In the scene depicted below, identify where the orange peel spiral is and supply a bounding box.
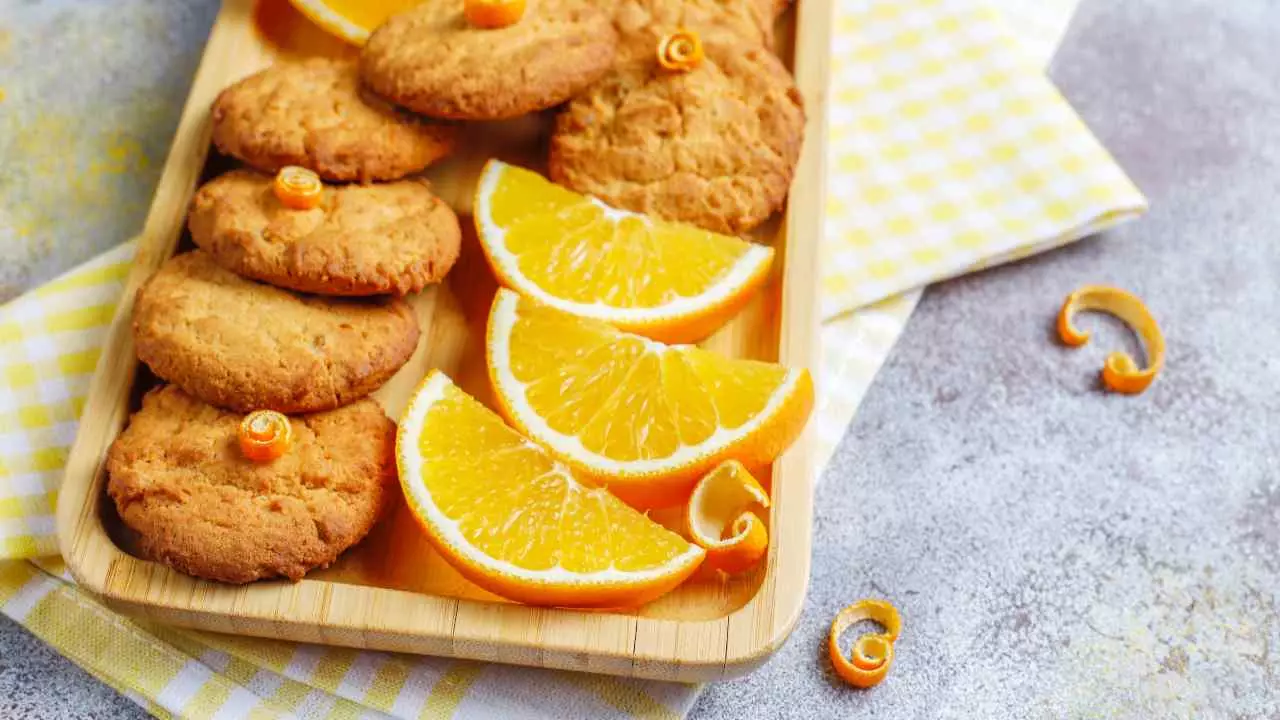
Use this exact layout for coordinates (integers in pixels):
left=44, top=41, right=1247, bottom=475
left=685, top=460, right=770, bottom=574
left=1057, top=285, right=1164, bottom=394
left=465, top=0, right=526, bottom=29
left=828, top=599, right=902, bottom=688
left=657, top=29, right=704, bottom=71
left=273, top=166, right=324, bottom=210
left=239, top=410, right=293, bottom=462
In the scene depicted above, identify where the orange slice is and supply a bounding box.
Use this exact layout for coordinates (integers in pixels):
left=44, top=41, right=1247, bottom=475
left=287, top=0, right=422, bottom=45
left=396, top=371, right=704, bottom=607
left=686, top=461, right=770, bottom=573
left=474, top=160, right=774, bottom=344
left=487, top=289, right=814, bottom=508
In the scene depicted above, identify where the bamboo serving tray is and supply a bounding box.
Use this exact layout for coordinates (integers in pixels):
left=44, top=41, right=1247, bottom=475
left=56, top=0, right=832, bottom=681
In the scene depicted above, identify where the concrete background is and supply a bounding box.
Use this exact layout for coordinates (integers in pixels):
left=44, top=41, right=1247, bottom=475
left=3, top=0, right=1279, bottom=718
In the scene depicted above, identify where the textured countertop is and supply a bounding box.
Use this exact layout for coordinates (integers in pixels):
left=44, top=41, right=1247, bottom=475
left=3, top=0, right=1279, bottom=718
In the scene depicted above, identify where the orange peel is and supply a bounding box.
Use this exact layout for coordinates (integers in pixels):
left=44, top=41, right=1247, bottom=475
left=1057, top=285, right=1164, bottom=394
left=657, top=29, right=704, bottom=71
left=273, top=166, right=324, bottom=210
left=465, top=0, right=526, bottom=29
left=239, top=410, right=292, bottom=462
left=828, top=599, right=902, bottom=688
left=685, top=460, right=770, bottom=573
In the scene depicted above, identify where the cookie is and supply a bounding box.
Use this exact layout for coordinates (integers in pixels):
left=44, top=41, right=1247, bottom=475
left=360, top=0, right=618, bottom=120
left=133, top=251, right=420, bottom=413
left=212, top=57, right=455, bottom=182
left=189, top=170, right=462, bottom=296
left=107, top=385, right=395, bottom=583
left=549, top=41, right=805, bottom=235
left=612, top=0, right=777, bottom=59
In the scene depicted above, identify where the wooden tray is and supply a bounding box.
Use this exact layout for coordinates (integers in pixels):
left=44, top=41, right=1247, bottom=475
left=57, top=0, right=832, bottom=681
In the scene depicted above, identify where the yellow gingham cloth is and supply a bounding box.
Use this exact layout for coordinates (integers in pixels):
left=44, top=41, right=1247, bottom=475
left=0, top=0, right=1144, bottom=717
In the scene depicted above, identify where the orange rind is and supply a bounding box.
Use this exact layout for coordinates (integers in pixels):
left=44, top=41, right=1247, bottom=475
left=273, top=166, right=324, bottom=210
left=657, top=29, right=704, bottom=71
left=465, top=0, right=526, bottom=29
left=1057, top=285, right=1164, bottom=394
left=828, top=599, right=902, bottom=688
left=238, top=410, right=292, bottom=462
left=686, top=461, right=770, bottom=573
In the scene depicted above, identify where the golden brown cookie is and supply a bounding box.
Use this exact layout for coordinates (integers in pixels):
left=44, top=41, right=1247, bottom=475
left=612, top=0, right=777, bottom=60
left=107, top=385, right=395, bottom=583
left=360, top=0, right=618, bottom=121
left=188, top=170, right=462, bottom=296
left=549, top=41, right=805, bottom=235
left=212, top=58, right=455, bottom=182
left=133, top=251, right=420, bottom=413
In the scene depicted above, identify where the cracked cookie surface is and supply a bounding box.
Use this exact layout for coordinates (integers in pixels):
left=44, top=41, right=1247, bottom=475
left=549, top=41, right=805, bottom=235
left=189, top=170, right=461, bottom=296
left=611, top=0, right=777, bottom=60
left=133, top=251, right=419, bottom=414
left=107, top=385, right=394, bottom=583
left=360, top=0, right=618, bottom=120
left=212, top=58, right=455, bottom=182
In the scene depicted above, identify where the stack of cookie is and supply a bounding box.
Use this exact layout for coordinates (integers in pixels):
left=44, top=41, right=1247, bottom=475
left=106, top=0, right=805, bottom=587
left=358, top=0, right=804, bottom=235
left=108, top=59, right=467, bottom=584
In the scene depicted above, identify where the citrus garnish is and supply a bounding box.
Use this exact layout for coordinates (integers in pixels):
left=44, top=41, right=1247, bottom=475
left=686, top=460, right=770, bottom=573
left=1057, top=285, right=1164, bottom=394
left=273, top=166, right=324, bottom=210
left=474, top=160, right=774, bottom=343
left=657, top=29, right=704, bottom=71
left=238, top=410, right=292, bottom=462
left=396, top=371, right=705, bottom=608
left=286, top=0, right=423, bottom=46
left=464, top=0, right=526, bottom=28
left=486, top=289, right=814, bottom=508
left=828, top=599, right=902, bottom=688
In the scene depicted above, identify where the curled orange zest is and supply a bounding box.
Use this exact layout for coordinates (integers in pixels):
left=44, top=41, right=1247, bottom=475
left=273, top=166, right=324, bottom=210
left=828, top=599, right=902, bottom=688
left=1057, top=285, right=1164, bottom=394
left=657, top=29, right=704, bottom=71
left=239, top=410, right=292, bottom=462
left=685, top=460, right=770, bottom=574
left=465, top=0, right=526, bottom=29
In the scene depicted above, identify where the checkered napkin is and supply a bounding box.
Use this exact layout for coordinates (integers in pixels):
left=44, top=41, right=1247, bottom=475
left=0, top=1, right=1143, bottom=717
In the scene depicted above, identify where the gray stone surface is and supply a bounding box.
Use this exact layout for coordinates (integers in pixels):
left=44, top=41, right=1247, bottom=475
left=692, top=0, right=1280, bottom=718
left=3, top=0, right=1278, bottom=718
left=0, top=614, right=145, bottom=719
left=0, top=0, right=218, bottom=301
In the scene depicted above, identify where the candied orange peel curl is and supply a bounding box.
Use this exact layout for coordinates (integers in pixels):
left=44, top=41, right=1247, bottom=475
left=273, top=166, right=324, bottom=210
left=1057, top=285, right=1165, bottom=394
left=657, top=29, right=704, bottom=71
left=685, top=460, right=770, bottom=573
left=239, top=410, right=293, bottom=462
left=828, top=599, right=901, bottom=688
left=465, top=0, right=526, bottom=29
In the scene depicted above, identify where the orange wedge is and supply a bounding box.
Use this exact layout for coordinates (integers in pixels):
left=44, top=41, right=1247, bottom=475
left=474, top=160, right=774, bottom=344
left=686, top=461, right=770, bottom=573
left=396, top=371, right=704, bottom=608
left=487, top=289, right=814, bottom=508
left=287, top=0, right=422, bottom=45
